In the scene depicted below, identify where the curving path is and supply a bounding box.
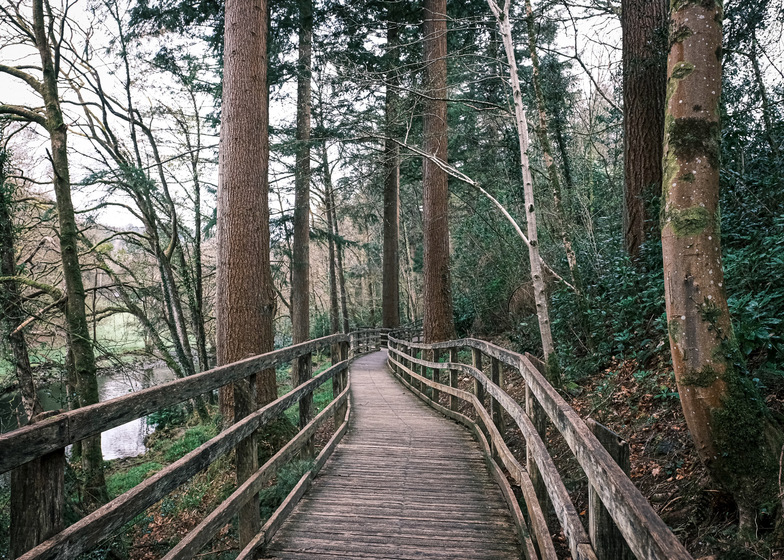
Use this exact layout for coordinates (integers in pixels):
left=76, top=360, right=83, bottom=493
left=261, top=350, right=521, bottom=560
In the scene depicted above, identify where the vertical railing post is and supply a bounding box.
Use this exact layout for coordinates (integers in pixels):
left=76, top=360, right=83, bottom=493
left=491, top=357, right=505, bottom=435
left=587, top=419, right=634, bottom=560
left=331, top=340, right=343, bottom=427
left=431, top=348, right=441, bottom=404
left=525, top=352, right=552, bottom=527
left=234, top=369, right=259, bottom=546
left=449, top=347, right=460, bottom=411
left=471, top=348, right=484, bottom=407
left=298, top=349, right=314, bottom=457
left=10, top=411, right=65, bottom=559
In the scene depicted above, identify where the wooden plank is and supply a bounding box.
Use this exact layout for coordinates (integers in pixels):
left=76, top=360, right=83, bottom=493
left=16, top=361, right=347, bottom=560
left=162, top=387, right=349, bottom=560
left=10, top=411, right=65, bottom=559
left=390, top=346, right=594, bottom=560
left=390, top=335, right=694, bottom=560
left=588, top=419, right=634, bottom=560
left=238, top=387, right=352, bottom=560
left=389, top=353, right=556, bottom=560
left=449, top=347, right=460, bottom=411
left=0, top=334, right=348, bottom=474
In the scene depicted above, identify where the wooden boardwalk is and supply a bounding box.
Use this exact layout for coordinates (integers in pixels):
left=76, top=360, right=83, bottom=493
left=262, top=350, right=521, bottom=560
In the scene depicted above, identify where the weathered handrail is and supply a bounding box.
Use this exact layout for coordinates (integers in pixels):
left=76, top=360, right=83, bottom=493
left=3, top=328, right=388, bottom=560
left=387, top=335, right=693, bottom=560
left=0, top=333, right=347, bottom=473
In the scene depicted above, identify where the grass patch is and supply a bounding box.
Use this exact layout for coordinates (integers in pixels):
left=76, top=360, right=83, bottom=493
left=159, top=423, right=218, bottom=463
left=106, top=462, right=163, bottom=498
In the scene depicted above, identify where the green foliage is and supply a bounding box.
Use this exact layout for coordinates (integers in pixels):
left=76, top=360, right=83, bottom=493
left=147, top=404, right=188, bottom=429
left=159, top=423, right=218, bottom=463
left=106, top=462, right=163, bottom=498
left=259, top=460, right=313, bottom=520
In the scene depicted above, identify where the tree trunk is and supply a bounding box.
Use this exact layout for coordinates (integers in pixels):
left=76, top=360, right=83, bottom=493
left=330, top=187, right=350, bottom=333
left=487, top=0, right=555, bottom=369
left=622, top=0, right=668, bottom=258
left=218, top=0, right=275, bottom=544
left=525, top=0, right=582, bottom=296
left=749, top=33, right=780, bottom=162
left=382, top=11, right=401, bottom=329
left=0, top=169, right=40, bottom=423
left=32, top=0, right=106, bottom=505
left=662, top=0, right=783, bottom=533
left=291, top=0, right=313, bottom=432
left=321, top=142, right=340, bottom=334
left=422, top=0, right=455, bottom=343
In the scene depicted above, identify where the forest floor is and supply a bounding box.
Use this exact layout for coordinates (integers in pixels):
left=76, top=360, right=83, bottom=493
left=491, top=335, right=784, bottom=560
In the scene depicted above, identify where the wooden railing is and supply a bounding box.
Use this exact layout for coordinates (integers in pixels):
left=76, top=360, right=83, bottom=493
left=0, top=328, right=388, bottom=560
left=387, top=334, right=694, bottom=560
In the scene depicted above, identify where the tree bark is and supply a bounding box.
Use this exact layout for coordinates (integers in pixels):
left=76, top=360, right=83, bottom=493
left=291, top=0, right=313, bottom=431
left=0, top=166, right=40, bottom=423
left=487, top=0, right=555, bottom=368
left=320, top=141, right=340, bottom=334
left=525, top=0, right=582, bottom=295
left=662, top=0, right=783, bottom=532
left=382, top=11, right=401, bottom=329
left=422, top=0, right=455, bottom=343
left=218, top=0, right=275, bottom=544
left=31, top=0, right=107, bottom=505
left=330, top=187, right=350, bottom=333
left=622, top=0, right=668, bottom=258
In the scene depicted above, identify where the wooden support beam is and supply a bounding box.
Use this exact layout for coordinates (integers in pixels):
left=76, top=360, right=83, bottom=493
left=588, top=419, right=634, bottom=560
left=10, top=411, right=64, bottom=560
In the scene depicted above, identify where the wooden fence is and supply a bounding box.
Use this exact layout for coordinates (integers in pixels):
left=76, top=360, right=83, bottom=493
left=387, top=333, right=694, bottom=560
left=0, top=328, right=388, bottom=560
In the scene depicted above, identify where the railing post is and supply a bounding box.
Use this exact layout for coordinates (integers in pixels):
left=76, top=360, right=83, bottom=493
left=525, top=352, right=552, bottom=527
left=491, top=357, right=505, bottom=435
left=332, top=341, right=343, bottom=427
left=587, top=419, right=634, bottom=560
left=234, top=370, right=259, bottom=547
left=297, top=350, right=314, bottom=457
left=471, top=348, right=484, bottom=406
left=10, top=411, right=65, bottom=559
left=431, top=348, right=441, bottom=404
left=449, top=347, right=459, bottom=411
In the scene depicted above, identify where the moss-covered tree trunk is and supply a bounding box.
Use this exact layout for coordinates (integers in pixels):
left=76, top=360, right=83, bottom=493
left=30, top=0, right=107, bottom=506
left=0, top=156, right=41, bottom=423
left=662, top=0, right=783, bottom=532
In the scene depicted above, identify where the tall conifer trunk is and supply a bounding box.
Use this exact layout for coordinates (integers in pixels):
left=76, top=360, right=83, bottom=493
left=622, top=0, right=668, bottom=258
left=291, top=0, right=313, bottom=426
left=662, top=0, right=783, bottom=531
left=422, top=0, right=455, bottom=343
left=218, top=0, right=276, bottom=544
left=382, top=11, right=401, bottom=329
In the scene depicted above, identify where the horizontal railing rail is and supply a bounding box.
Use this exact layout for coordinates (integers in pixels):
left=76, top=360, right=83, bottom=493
left=3, top=328, right=389, bottom=560
left=387, top=335, right=693, bottom=560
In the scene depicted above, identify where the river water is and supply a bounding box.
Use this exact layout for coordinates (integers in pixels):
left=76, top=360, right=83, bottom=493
left=0, top=364, right=175, bottom=460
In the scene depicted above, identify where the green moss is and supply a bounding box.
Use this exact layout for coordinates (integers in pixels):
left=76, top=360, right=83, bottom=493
left=699, top=299, right=723, bottom=326
left=710, top=372, right=781, bottom=507
left=545, top=354, right=562, bottom=388
left=669, top=23, right=693, bottom=48
left=681, top=365, right=721, bottom=387
left=668, top=319, right=682, bottom=344
left=671, top=61, right=695, bottom=80
left=671, top=0, right=721, bottom=11
left=680, top=173, right=695, bottom=182
left=664, top=206, right=713, bottom=237
left=667, top=118, right=721, bottom=166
